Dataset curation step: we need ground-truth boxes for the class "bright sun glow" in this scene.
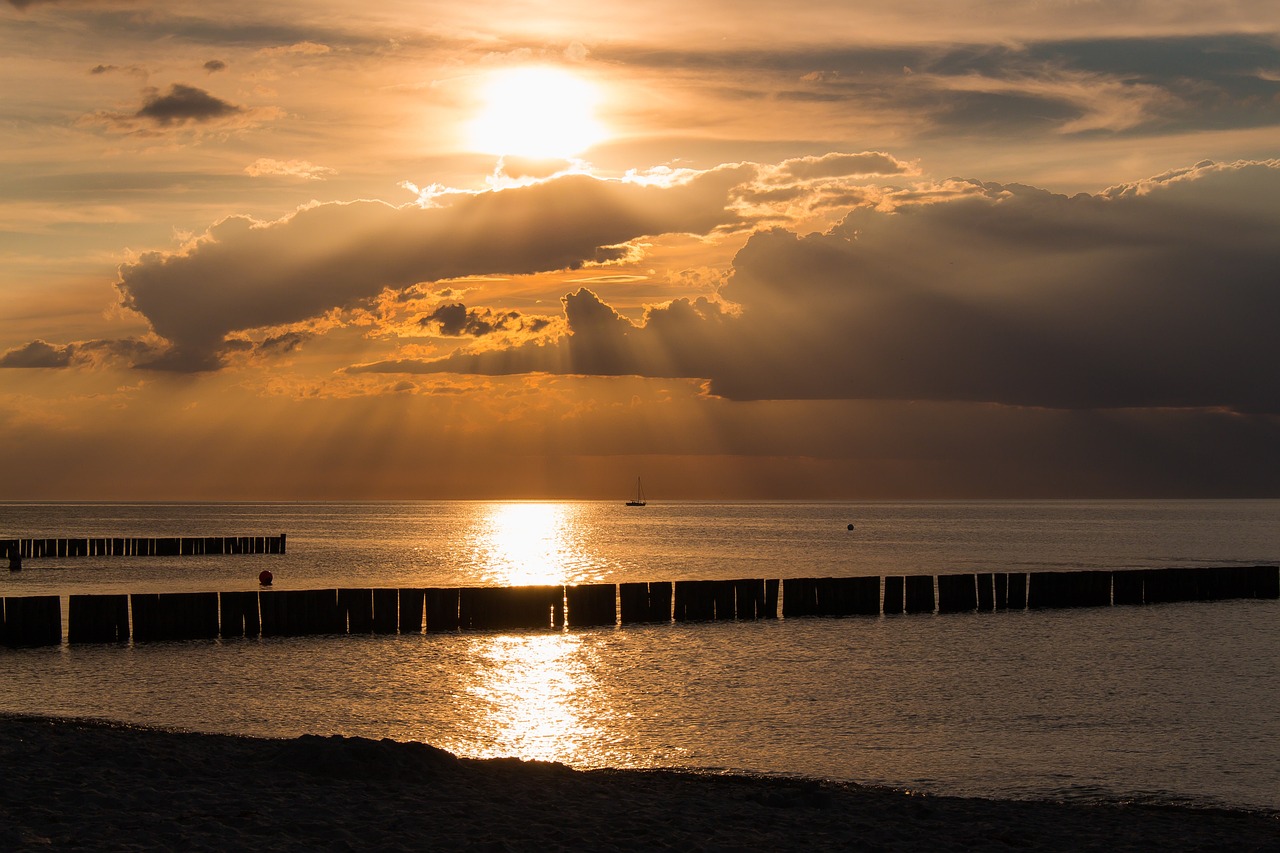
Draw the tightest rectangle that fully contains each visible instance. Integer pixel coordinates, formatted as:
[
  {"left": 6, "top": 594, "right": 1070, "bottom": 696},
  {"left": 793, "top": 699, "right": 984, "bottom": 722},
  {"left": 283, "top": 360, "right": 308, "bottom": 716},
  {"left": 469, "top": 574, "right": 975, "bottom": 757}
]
[{"left": 467, "top": 66, "right": 607, "bottom": 159}]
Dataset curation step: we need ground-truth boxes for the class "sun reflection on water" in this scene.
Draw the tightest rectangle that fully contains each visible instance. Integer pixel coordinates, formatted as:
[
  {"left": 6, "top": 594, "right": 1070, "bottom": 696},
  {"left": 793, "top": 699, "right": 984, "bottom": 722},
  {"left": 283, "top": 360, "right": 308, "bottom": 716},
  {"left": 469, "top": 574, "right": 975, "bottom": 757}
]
[
  {"left": 469, "top": 502, "right": 594, "bottom": 586},
  {"left": 452, "top": 632, "right": 601, "bottom": 764}
]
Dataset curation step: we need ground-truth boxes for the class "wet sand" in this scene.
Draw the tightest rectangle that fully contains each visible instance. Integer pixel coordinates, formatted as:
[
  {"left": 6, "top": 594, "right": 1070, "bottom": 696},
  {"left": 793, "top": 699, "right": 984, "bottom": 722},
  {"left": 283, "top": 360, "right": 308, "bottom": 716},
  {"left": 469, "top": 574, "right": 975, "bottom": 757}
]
[{"left": 0, "top": 714, "right": 1275, "bottom": 851}]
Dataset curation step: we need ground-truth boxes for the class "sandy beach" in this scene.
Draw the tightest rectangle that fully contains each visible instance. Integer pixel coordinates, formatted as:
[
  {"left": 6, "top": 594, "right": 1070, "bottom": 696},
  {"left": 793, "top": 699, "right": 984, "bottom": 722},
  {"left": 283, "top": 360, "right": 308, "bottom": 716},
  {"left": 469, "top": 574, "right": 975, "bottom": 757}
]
[{"left": 0, "top": 714, "right": 1275, "bottom": 851}]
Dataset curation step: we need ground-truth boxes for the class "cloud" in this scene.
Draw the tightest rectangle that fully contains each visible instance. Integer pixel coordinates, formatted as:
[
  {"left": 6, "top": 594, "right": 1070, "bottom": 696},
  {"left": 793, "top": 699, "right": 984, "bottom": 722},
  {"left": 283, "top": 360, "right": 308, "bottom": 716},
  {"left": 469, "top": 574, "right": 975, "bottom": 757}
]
[
  {"left": 136, "top": 83, "right": 241, "bottom": 125},
  {"left": 115, "top": 165, "right": 752, "bottom": 371},
  {"left": 0, "top": 340, "right": 73, "bottom": 368},
  {"left": 244, "top": 158, "right": 337, "bottom": 180},
  {"left": 203, "top": 59, "right": 227, "bottom": 73},
  {"left": 0, "top": 338, "right": 164, "bottom": 369},
  {"left": 257, "top": 41, "right": 332, "bottom": 58},
  {"left": 775, "top": 152, "right": 914, "bottom": 180},
  {"left": 80, "top": 83, "right": 272, "bottom": 135},
  {"left": 361, "top": 160, "right": 1280, "bottom": 415},
  {"left": 420, "top": 303, "right": 551, "bottom": 338}
]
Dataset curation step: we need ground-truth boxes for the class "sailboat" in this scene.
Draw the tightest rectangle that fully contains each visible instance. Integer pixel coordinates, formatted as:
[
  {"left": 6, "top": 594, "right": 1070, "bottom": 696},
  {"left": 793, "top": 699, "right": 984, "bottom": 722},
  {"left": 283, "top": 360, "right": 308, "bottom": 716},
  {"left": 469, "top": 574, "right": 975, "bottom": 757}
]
[{"left": 625, "top": 477, "right": 647, "bottom": 507}]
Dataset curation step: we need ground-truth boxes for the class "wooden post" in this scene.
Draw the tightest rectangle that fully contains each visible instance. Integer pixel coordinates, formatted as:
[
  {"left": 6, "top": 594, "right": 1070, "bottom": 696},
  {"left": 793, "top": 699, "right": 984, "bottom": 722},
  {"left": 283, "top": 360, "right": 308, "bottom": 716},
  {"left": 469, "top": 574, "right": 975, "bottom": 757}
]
[
  {"left": 781, "top": 578, "right": 817, "bottom": 618},
  {"left": 1006, "top": 573, "right": 1027, "bottom": 609},
  {"left": 3, "top": 595, "right": 62, "bottom": 646},
  {"left": 68, "top": 594, "right": 129, "bottom": 643},
  {"left": 936, "top": 573, "right": 977, "bottom": 614},
  {"left": 372, "top": 588, "right": 399, "bottom": 633},
  {"left": 424, "top": 588, "right": 460, "bottom": 632},
  {"left": 565, "top": 583, "right": 616, "bottom": 628},
  {"left": 977, "top": 573, "right": 995, "bottom": 611},
  {"left": 882, "top": 576, "right": 904, "bottom": 615},
  {"left": 904, "top": 575, "right": 934, "bottom": 614},
  {"left": 1112, "top": 570, "right": 1145, "bottom": 605},
  {"left": 339, "top": 588, "right": 375, "bottom": 633},
  {"left": 398, "top": 589, "right": 425, "bottom": 634},
  {"left": 1250, "top": 565, "right": 1279, "bottom": 598}
]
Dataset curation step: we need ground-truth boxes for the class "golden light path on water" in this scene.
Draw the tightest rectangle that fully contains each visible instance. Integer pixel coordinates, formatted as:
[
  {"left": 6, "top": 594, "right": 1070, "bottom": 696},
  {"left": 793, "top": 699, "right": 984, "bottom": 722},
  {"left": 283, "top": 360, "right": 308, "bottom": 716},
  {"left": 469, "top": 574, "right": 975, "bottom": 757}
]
[
  {"left": 467, "top": 502, "right": 601, "bottom": 587},
  {"left": 447, "top": 633, "right": 601, "bottom": 764},
  {"left": 440, "top": 503, "right": 609, "bottom": 762}
]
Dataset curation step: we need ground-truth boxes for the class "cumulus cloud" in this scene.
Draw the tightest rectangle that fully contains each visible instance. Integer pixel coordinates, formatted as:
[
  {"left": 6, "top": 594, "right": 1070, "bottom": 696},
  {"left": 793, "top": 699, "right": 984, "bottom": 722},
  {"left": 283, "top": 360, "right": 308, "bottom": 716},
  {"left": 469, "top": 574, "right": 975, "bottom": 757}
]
[
  {"left": 359, "top": 160, "right": 1280, "bottom": 415},
  {"left": 116, "top": 165, "right": 752, "bottom": 370}
]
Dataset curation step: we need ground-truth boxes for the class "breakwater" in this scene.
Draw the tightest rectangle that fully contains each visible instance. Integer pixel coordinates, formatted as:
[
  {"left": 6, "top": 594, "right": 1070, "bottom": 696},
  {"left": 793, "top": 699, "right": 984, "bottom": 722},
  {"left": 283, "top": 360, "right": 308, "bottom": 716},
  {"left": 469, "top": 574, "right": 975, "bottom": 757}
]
[
  {"left": 1, "top": 564, "right": 1275, "bottom": 647},
  {"left": 3, "top": 534, "right": 286, "bottom": 560}
]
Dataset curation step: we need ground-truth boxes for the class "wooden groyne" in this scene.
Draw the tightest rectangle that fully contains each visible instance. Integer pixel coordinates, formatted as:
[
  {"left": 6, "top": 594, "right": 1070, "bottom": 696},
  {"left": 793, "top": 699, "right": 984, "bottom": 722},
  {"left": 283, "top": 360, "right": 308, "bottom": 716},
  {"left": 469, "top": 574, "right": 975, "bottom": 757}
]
[
  {"left": 3, "top": 535, "right": 286, "bottom": 560},
  {"left": 1, "top": 565, "right": 1275, "bottom": 647}
]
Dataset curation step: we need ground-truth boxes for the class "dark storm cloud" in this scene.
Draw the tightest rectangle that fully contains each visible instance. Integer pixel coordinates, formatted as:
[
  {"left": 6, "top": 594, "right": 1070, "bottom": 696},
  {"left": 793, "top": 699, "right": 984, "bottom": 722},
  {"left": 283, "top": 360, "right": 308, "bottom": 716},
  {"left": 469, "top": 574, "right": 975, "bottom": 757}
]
[
  {"left": 116, "top": 166, "right": 752, "bottom": 371},
  {"left": 136, "top": 84, "right": 241, "bottom": 125},
  {"left": 420, "top": 304, "right": 548, "bottom": 337},
  {"left": 364, "top": 160, "right": 1280, "bottom": 415},
  {"left": 0, "top": 337, "right": 163, "bottom": 369},
  {"left": 0, "top": 340, "right": 73, "bottom": 368},
  {"left": 606, "top": 34, "right": 1280, "bottom": 137}
]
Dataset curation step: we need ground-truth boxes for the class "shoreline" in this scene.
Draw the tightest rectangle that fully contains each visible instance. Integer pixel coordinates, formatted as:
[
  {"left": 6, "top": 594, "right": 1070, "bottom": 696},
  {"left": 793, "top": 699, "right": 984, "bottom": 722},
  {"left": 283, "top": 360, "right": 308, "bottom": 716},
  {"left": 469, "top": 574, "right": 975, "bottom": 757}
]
[{"left": 1, "top": 714, "right": 1275, "bottom": 851}]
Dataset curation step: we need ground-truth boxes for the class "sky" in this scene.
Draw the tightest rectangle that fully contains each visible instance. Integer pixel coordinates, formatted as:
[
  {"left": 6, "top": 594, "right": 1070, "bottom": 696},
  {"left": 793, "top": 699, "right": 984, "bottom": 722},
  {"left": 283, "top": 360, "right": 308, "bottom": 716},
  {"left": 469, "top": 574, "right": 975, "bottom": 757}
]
[{"left": 1, "top": 0, "right": 1278, "bottom": 500}]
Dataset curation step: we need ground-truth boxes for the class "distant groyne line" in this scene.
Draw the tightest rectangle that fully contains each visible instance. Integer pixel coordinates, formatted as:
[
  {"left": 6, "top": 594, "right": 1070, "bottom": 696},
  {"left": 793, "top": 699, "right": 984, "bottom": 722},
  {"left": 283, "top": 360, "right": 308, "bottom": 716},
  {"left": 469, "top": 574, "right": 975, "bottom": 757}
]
[
  {"left": 3, "top": 534, "right": 286, "bottom": 559},
  {"left": 1, "top": 565, "right": 1276, "bottom": 647}
]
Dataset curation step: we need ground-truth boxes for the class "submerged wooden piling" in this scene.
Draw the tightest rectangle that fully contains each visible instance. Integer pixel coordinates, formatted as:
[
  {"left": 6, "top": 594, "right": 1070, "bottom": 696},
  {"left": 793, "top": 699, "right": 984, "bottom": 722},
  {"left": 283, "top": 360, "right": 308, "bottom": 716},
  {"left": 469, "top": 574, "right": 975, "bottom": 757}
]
[
  {"left": 2, "top": 595, "right": 62, "bottom": 647},
  {"left": 781, "top": 578, "right": 818, "bottom": 618},
  {"left": 398, "top": 589, "right": 426, "bottom": 634},
  {"left": 424, "top": 588, "right": 460, "bottom": 632},
  {"left": 619, "top": 582, "right": 672, "bottom": 624},
  {"left": 937, "top": 573, "right": 978, "bottom": 614},
  {"left": 372, "top": 588, "right": 399, "bottom": 634},
  {"left": 904, "top": 575, "right": 934, "bottom": 614},
  {"left": 339, "top": 588, "right": 375, "bottom": 633},
  {"left": 565, "top": 583, "right": 616, "bottom": 628},
  {"left": 129, "top": 592, "right": 218, "bottom": 642},
  {"left": 218, "top": 591, "right": 261, "bottom": 638},
  {"left": 882, "top": 576, "right": 905, "bottom": 615},
  {"left": 68, "top": 594, "right": 130, "bottom": 643}
]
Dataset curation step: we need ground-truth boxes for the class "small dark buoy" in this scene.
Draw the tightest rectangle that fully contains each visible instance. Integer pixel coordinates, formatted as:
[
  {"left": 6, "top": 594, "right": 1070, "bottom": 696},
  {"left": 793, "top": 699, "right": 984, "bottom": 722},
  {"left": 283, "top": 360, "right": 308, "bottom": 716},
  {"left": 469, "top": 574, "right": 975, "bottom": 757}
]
[
  {"left": 847, "top": 523, "right": 855, "bottom": 531},
  {"left": 259, "top": 569, "right": 273, "bottom": 586}
]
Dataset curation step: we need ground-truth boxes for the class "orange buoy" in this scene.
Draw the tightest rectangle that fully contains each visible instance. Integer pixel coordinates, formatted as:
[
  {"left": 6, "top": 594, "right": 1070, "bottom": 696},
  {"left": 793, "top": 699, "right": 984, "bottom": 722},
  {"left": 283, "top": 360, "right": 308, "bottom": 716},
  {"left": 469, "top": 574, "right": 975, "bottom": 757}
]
[{"left": 259, "top": 569, "right": 273, "bottom": 586}]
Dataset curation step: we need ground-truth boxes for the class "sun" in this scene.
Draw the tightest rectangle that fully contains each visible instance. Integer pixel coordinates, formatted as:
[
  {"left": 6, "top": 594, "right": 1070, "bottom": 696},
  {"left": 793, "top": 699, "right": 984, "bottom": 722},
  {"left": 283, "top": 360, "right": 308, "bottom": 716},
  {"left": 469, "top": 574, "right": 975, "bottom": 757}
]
[{"left": 467, "top": 66, "right": 608, "bottom": 159}]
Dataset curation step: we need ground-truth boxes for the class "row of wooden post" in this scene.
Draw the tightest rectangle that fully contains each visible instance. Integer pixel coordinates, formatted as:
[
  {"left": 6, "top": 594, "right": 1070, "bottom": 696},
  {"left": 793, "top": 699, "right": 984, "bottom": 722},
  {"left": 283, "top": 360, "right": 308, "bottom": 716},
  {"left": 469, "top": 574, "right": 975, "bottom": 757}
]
[
  {"left": 2, "top": 535, "right": 286, "bottom": 560},
  {"left": 1, "top": 565, "right": 1276, "bottom": 647}
]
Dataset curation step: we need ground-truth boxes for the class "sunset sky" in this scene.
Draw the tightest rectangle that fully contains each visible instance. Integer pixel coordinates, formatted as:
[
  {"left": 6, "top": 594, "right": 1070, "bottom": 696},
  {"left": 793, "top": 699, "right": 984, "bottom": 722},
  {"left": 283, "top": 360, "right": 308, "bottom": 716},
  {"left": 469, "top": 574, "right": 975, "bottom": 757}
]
[{"left": 2, "top": 0, "right": 1278, "bottom": 500}]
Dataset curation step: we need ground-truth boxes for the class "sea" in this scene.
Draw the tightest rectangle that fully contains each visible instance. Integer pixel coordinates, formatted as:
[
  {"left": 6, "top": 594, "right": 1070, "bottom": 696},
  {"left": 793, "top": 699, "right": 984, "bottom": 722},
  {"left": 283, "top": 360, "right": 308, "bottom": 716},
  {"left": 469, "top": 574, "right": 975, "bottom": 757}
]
[{"left": 1, "top": 500, "right": 1277, "bottom": 813}]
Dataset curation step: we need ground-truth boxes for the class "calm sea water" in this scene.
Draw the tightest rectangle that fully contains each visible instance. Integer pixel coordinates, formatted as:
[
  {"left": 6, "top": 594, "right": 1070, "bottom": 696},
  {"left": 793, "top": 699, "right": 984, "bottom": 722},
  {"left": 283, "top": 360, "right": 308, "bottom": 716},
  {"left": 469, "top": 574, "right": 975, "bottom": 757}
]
[{"left": 1, "top": 501, "right": 1277, "bottom": 812}]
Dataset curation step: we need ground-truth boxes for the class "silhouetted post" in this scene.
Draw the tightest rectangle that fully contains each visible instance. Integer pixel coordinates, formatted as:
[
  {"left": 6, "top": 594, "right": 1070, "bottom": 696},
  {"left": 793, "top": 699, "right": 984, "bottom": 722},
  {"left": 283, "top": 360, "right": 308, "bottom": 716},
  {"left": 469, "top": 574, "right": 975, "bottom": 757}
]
[
  {"left": 2, "top": 595, "right": 62, "bottom": 646},
  {"left": 904, "top": 575, "right": 934, "bottom": 614},
  {"left": 398, "top": 589, "right": 426, "bottom": 634},
  {"left": 619, "top": 582, "right": 650, "bottom": 624},
  {"left": 781, "top": 578, "right": 817, "bottom": 618},
  {"left": 763, "top": 578, "right": 779, "bottom": 619},
  {"left": 1006, "top": 573, "right": 1028, "bottom": 609},
  {"left": 977, "top": 573, "right": 995, "bottom": 611},
  {"left": 1250, "top": 565, "right": 1280, "bottom": 598},
  {"left": 937, "top": 573, "right": 977, "bottom": 613},
  {"left": 339, "top": 588, "right": 375, "bottom": 633},
  {"left": 68, "top": 594, "right": 129, "bottom": 643},
  {"left": 424, "top": 588, "right": 460, "bottom": 632},
  {"left": 373, "top": 588, "right": 398, "bottom": 633},
  {"left": 1112, "top": 570, "right": 1145, "bottom": 606},
  {"left": 566, "top": 583, "right": 616, "bottom": 628},
  {"left": 882, "top": 576, "right": 904, "bottom": 615}
]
